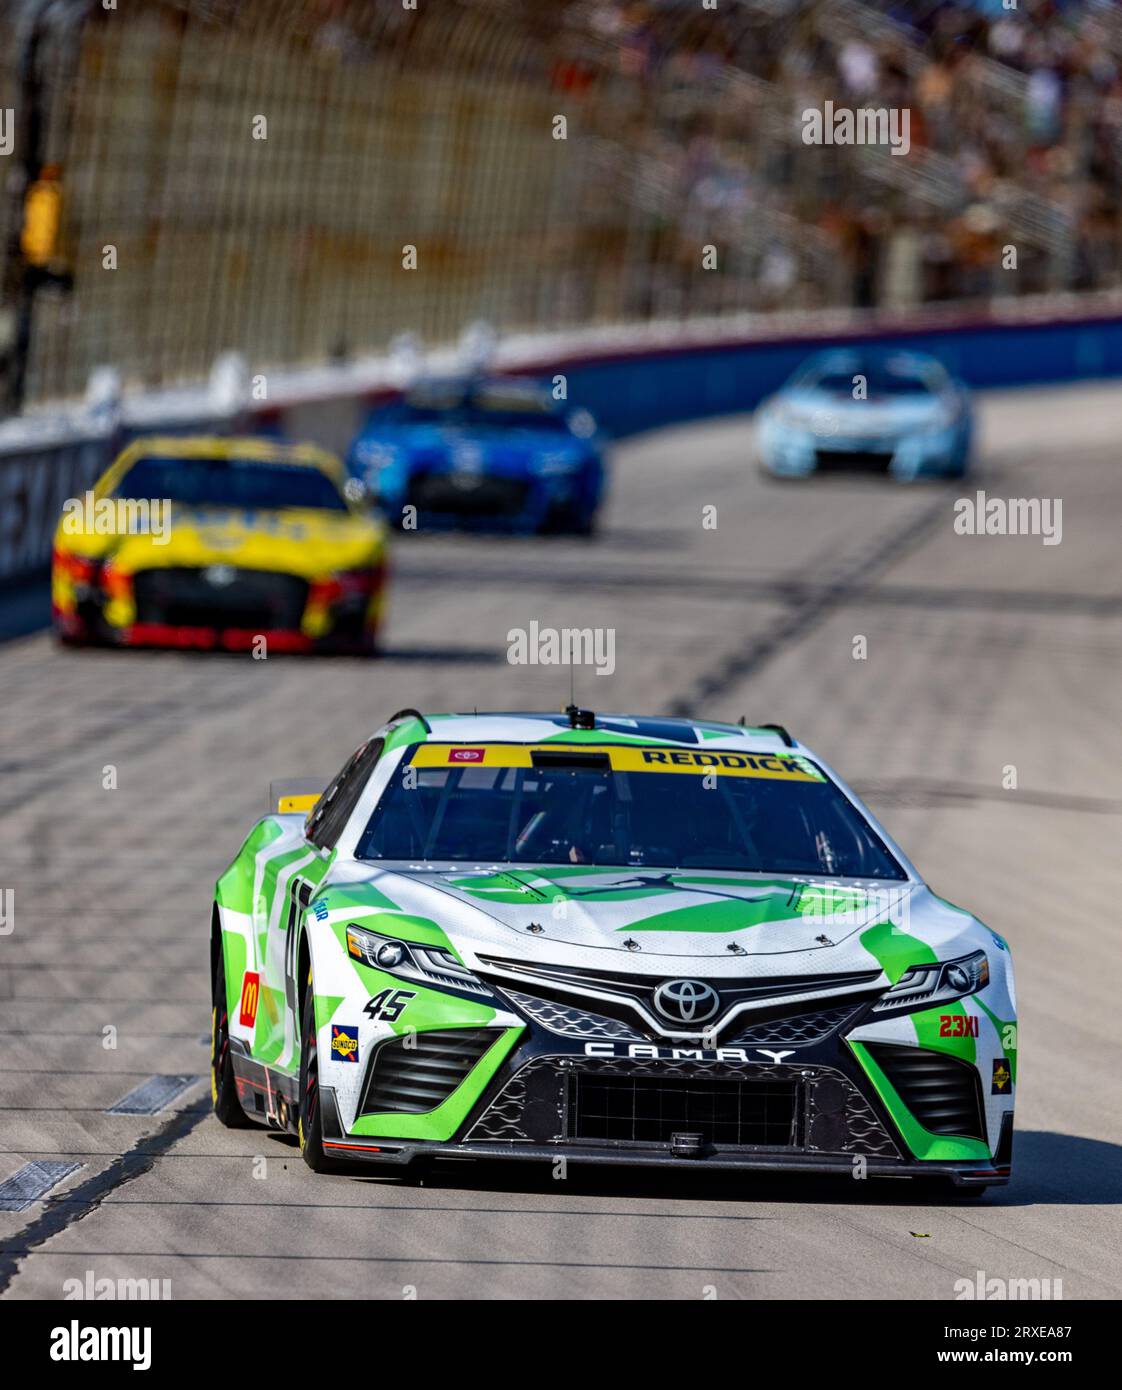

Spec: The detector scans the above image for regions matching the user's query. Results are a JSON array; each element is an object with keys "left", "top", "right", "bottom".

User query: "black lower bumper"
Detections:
[
  {"left": 318, "top": 1056, "right": 1010, "bottom": 1189},
  {"left": 320, "top": 1126, "right": 1006, "bottom": 1188}
]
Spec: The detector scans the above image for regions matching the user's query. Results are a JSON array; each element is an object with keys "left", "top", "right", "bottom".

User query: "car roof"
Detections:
[
  {"left": 115, "top": 434, "right": 346, "bottom": 479},
  {"left": 381, "top": 710, "right": 807, "bottom": 755},
  {"left": 398, "top": 376, "right": 558, "bottom": 407},
  {"left": 796, "top": 348, "right": 946, "bottom": 378}
]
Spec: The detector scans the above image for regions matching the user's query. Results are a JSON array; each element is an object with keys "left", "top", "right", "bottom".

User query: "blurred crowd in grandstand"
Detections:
[
  {"left": 7, "top": 0, "right": 1122, "bottom": 405},
  {"left": 550, "top": 0, "right": 1122, "bottom": 313}
]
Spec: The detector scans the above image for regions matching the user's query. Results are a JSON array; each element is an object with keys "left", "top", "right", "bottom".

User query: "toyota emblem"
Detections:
[{"left": 653, "top": 978, "right": 720, "bottom": 1025}]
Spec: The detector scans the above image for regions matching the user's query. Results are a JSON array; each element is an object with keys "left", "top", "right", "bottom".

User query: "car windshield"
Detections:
[
  {"left": 383, "top": 384, "right": 566, "bottom": 432},
  {"left": 113, "top": 455, "right": 349, "bottom": 511},
  {"left": 356, "top": 746, "right": 906, "bottom": 879},
  {"left": 804, "top": 363, "right": 941, "bottom": 399}
]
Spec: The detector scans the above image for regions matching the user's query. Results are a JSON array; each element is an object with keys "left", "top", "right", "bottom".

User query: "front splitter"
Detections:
[{"left": 320, "top": 1134, "right": 1007, "bottom": 1187}]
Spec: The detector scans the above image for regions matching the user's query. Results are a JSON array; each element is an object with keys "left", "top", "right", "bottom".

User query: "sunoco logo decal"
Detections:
[{"left": 331, "top": 1024, "right": 360, "bottom": 1063}]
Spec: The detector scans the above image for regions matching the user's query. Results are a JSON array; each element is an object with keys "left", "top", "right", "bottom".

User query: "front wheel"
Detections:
[
  {"left": 211, "top": 937, "right": 252, "bottom": 1128},
  {"left": 298, "top": 969, "right": 334, "bottom": 1172}
]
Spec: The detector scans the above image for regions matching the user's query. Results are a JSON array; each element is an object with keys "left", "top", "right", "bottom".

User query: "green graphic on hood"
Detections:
[
  {"left": 859, "top": 920, "right": 936, "bottom": 984},
  {"left": 859, "top": 921, "right": 975, "bottom": 1059},
  {"left": 315, "top": 882, "right": 400, "bottom": 914},
  {"left": 447, "top": 869, "right": 874, "bottom": 934}
]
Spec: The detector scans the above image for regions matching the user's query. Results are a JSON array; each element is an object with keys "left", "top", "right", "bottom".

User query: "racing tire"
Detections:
[
  {"left": 211, "top": 938, "right": 253, "bottom": 1128},
  {"left": 540, "top": 500, "right": 597, "bottom": 537},
  {"left": 298, "top": 968, "right": 334, "bottom": 1172}
]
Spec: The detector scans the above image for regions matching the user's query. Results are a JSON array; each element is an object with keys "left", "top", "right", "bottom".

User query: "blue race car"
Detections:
[
  {"left": 756, "top": 349, "right": 972, "bottom": 480},
  {"left": 347, "top": 377, "right": 607, "bottom": 534}
]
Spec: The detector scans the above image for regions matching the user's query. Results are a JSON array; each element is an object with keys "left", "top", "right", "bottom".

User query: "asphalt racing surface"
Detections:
[{"left": 1, "top": 383, "right": 1120, "bottom": 1300}]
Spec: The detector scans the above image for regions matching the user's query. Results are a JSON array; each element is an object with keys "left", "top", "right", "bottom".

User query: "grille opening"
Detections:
[
  {"left": 866, "top": 1043, "right": 986, "bottom": 1141},
  {"left": 726, "top": 1001, "right": 867, "bottom": 1046},
  {"left": 570, "top": 1073, "right": 800, "bottom": 1148},
  {"left": 361, "top": 1028, "right": 500, "bottom": 1116},
  {"left": 814, "top": 449, "right": 894, "bottom": 474},
  {"left": 132, "top": 568, "right": 308, "bottom": 630},
  {"left": 407, "top": 473, "right": 530, "bottom": 518}
]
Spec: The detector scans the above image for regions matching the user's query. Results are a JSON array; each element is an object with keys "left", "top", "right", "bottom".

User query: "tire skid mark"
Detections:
[{"left": 0, "top": 1103, "right": 209, "bottom": 1294}]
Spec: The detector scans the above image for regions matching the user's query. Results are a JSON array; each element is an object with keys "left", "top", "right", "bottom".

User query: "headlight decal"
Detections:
[
  {"left": 345, "top": 922, "right": 494, "bottom": 999},
  {"left": 872, "top": 949, "right": 988, "bottom": 1012},
  {"left": 871, "top": 950, "right": 990, "bottom": 1062}
]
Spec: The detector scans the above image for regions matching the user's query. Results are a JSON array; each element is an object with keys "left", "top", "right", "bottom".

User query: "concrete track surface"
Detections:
[{"left": 1, "top": 382, "right": 1120, "bottom": 1300}]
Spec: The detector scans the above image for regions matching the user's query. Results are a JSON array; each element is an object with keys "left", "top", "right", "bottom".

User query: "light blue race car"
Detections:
[{"left": 756, "top": 349, "right": 973, "bottom": 480}]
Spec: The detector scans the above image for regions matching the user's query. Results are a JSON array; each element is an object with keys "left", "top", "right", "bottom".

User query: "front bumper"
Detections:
[
  {"left": 53, "top": 562, "right": 385, "bottom": 652},
  {"left": 321, "top": 1134, "right": 1004, "bottom": 1187},
  {"left": 389, "top": 467, "right": 590, "bottom": 534},
  {"left": 759, "top": 424, "right": 967, "bottom": 480},
  {"left": 319, "top": 1005, "right": 1012, "bottom": 1187}
]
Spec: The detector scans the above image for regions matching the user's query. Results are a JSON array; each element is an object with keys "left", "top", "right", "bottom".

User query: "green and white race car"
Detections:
[{"left": 210, "top": 708, "right": 1016, "bottom": 1194}]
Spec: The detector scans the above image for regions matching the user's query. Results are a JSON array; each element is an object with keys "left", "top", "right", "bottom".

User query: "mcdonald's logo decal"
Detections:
[{"left": 239, "top": 972, "right": 261, "bottom": 1028}]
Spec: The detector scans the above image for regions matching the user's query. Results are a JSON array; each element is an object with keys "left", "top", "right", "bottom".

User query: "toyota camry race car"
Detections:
[
  {"left": 756, "top": 348, "right": 973, "bottom": 480},
  {"left": 211, "top": 709, "right": 1016, "bottom": 1196},
  {"left": 52, "top": 436, "right": 388, "bottom": 653},
  {"left": 346, "top": 377, "right": 606, "bottom": 534}
]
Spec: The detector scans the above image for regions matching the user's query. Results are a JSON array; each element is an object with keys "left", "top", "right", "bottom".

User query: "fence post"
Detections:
[{"left": 3, "top": 0, "right": 87, "bottom": 416}]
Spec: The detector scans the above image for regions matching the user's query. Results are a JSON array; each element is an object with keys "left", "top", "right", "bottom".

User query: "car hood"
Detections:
[
  {"left": 333, "top": 862, "right": 983, "bottom": 976},
  {"left": 60, "top": 504, "right": 385, "bottom": 576},
  {"left": 354, "top": 424, "right": 581, "bottom": 472}
]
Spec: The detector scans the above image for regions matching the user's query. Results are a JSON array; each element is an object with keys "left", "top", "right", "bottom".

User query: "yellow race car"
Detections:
[{"left": 52, "top": 436, "right": 389, "bottom": 654}]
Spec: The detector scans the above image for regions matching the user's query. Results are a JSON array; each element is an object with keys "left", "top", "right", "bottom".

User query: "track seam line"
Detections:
[
  {"left": 0, "top": 1088, "right": 208, "bottom": 1295},
  {"left": 668, "top": 490, "right": 953, "bottom": 715}
]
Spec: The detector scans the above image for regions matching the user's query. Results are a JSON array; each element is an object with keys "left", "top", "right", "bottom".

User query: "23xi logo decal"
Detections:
[{"left": 938, "top": 1014, "right": 979, "bottom": 1038}]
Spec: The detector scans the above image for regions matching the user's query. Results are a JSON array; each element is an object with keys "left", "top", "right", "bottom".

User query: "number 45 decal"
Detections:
[{"left": 364, "top": 989, "right": 416, "bottom": 1023}]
